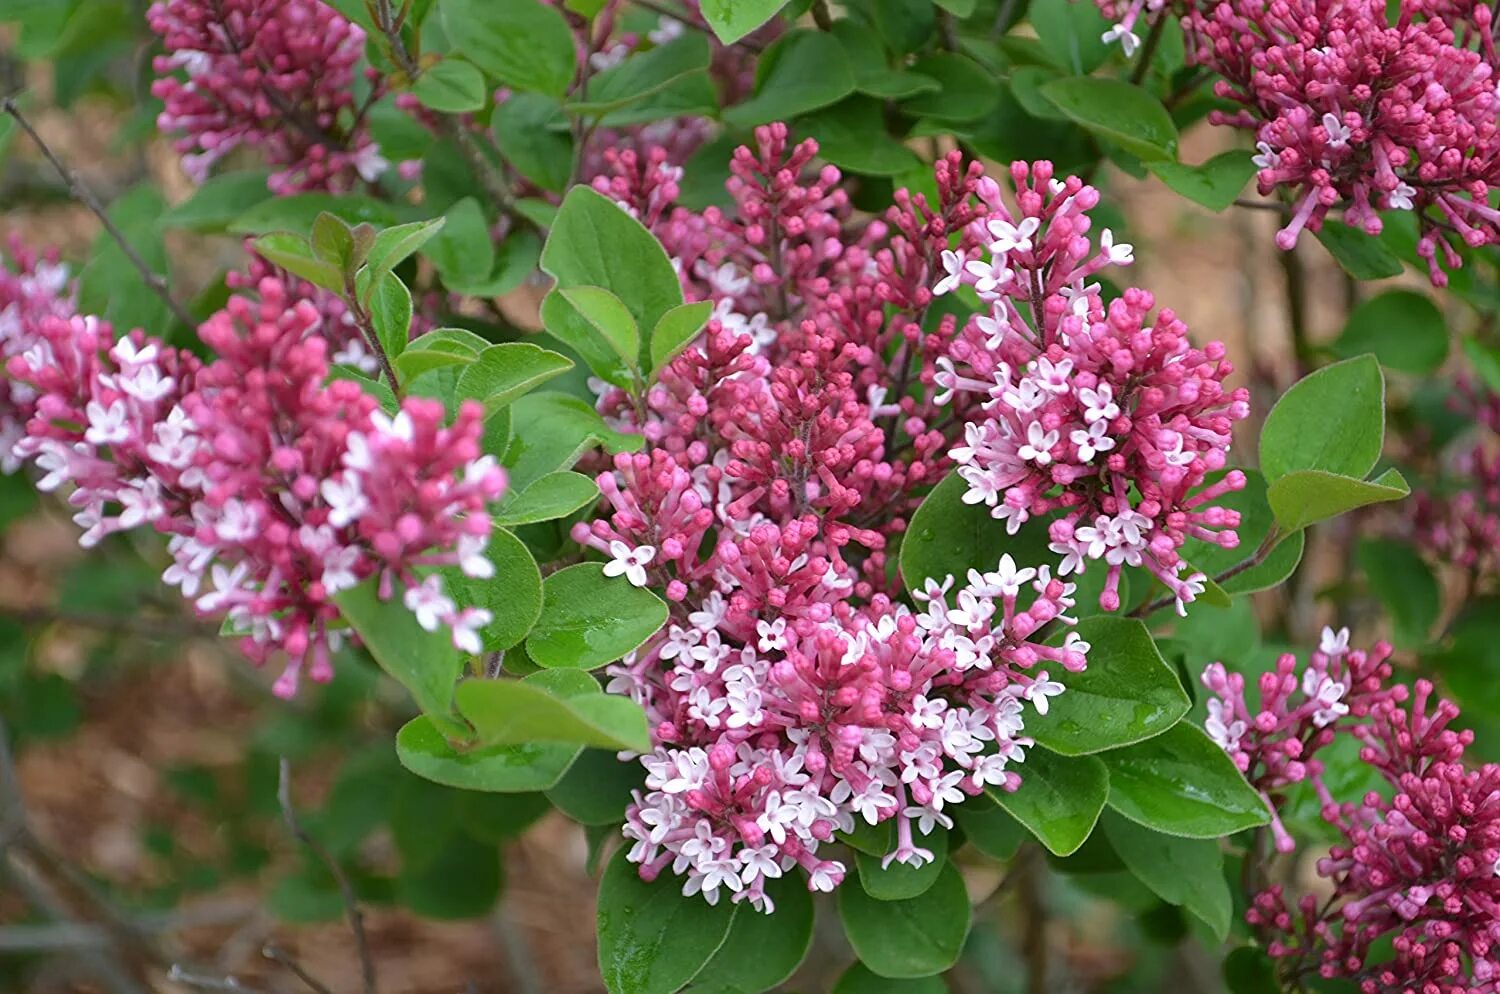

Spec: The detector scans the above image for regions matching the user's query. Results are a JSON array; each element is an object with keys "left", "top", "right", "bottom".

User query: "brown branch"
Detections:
[
  {"left": 262, "top": 942, "right": 336, "bottom": 994},
  {"left": 1130, "top": 528, "right": 1286, "bottom": 619},
  {"left": 167, "top": 965, "right": 272, "bottom": 994},
  {"left": 1, "top": 95, "right": 198, "bottom": 330},
  {"left": 277, "top": 758, "right": 377, "bottom": 994},
  {"left": 1129, "top": 16, "right": 1169, "bottom": 86}
]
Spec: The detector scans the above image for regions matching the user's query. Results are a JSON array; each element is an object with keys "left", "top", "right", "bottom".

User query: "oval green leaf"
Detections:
[{"left": 527, "top": 563, "right": 669, "bottom": 670}]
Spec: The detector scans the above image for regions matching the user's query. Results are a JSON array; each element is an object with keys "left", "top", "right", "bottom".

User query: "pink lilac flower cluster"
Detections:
[
  {"left": 148, "top": 0, "right": 388, "bottom": 193},
  {"left": 1211, "top": 634, "right": 1499, "bottom": 993},
  {"left": 0, "top": 239, "right": 76, "bottom": 474},
  {"left": 1411, "top": 377, "right": 1500, "bottom": 585},
  {"left": 6, "top": 277, "right": 504, "bottom": 696},
  {"left": 572, "top": 129, "right": 1096, "bottom": 910},
  {"left": 1202, "top": 626, "right": 1401, "bottom": 851},
  {"left": 1100, "top": 0, "right": 1500, "bottom": 283},
  {"left": 932, "top": 160, "right": 1251, "bottom": 614}
]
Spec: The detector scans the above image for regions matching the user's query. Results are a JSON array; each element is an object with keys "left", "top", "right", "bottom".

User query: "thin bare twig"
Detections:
[
  {"left": 262, "top": 943, "right": 335, "bottom": 994},
  {"left": 1, "top": 94, "right": 197, "bottom": 330},
  {"left": 168, "top": 964, "right": 272, "bottom": 994},
  {"left": 277, "top": 758, "right": 377, "bottom": 994}
]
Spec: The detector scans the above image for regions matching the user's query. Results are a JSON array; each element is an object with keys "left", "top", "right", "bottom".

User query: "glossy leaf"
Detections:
[
  {"left": 1266, "top": 467, "right": 1409, "bottom": 532},
  {"left": 695, "top": 876, "right": 814, "bottom": 992},
  {"left": 833, "top": 964, "right": 948, "bottom": 994},
  {"left": 425, "top": 196, "right": 495, "bottom": 292},
  {"left": 162, "top": 170, "right": 275, "bottom": 231},
  {"left": 504, "top": 392, "right": 644, "bottom": 490},
  {"left": 561, "top": 285, "right": 641, "bottom": 378},
  {"left": 1039, "top": 77, "right": 1178, "bottom": 161},
  {"left": 1103, "top": 723, "right": 1270, "bottom": 838},
  {"left": 455, "top": 343, "right": 575, "bottom": 414},
  {"left": 571, "top": 34, "right": 716, "bottom": 126},
  {"left": 649, "top": 300, "right": 715, "bottom": 375},
  {"left": 361, "top": 217, "right": 446, "bottom": 287},
  {"left": 443, "top": 527, "right": 543, "bottom": 653},
  {"left": 988, "top": 746, "right": 1108, "bottom": 856},
  {"left": 1147, "top": 151, "right": 1257, "bottom": 212},
  {"left": 1333, "top": 290, "right": 1448, "bottom": 374},
  {"left": 1030, "top": 617, "right": 1190, "bottom": 755},
  {"left": 443, "top": 0, "right": 576, "bottom": 97},
  {"left": 493, "top": 94, "right": 574, "bottom": 192},
  {"left": 1180, "top": 469, "right": 1304, "bottom": 595},
  {"left": 955, "top": 796, "right": 1027, "bottom": 861},
  {"left": 1101, "top": 811, "right": 1232, "bottom": 940},
  {"left": 527, "top": 563, "right": 669, "bottom": 671},
  {"left": 369, "top": 271, "right": 412, "bottom": 361},
  {"left": 855, "top": 827, "right": 949, "bottom": 901},
  {"left": 230, "top": 193, "right": 397, "bottom": 235},
  {"left": 699, "top": 0, "right": 789, "bottom": 44},
  {"left": 799, "top": 97, "right": 925, "bottom": 176},
  {"left": 899, "top": 472, "right": 1013, "bottom": 588},
  {"left": 597, "top": 848, "right": 738, "bottom": 994},
  {"left": 335, "top": 577, "right": 461, "bottom": 722},
  {"left": 251, "top": 232, "right": 344, "bottom": 292},
  {"left": 1223, "top": 947, "right": 1281, "bottom": 994},
  {"left": 1260, "top": 355, "right": 1385, "bottom": 481},
  {"left": 1030, "top": 0, "right": 1113, "bottom": 73},
  {"left": 456, "top": 674, "right": 651, "bottom": 753},
  {"left": 396, "top": 714, "right": 579, "bottom": 792},
  {"left": 837, "top": 861, "right": 970, "bottom": 979},
  {"left": 495, "top": 471, "right": 600, "bottom": 526},
  {"left": 1315, "top": 223, "right": 1404, "bottom": 280},
  {"left": 545, "top": 748, "right": 644, "bottom": 825}
]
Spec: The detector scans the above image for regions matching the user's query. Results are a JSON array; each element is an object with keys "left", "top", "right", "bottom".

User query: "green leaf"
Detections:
[
  {"left": 571, "top": 34, "right": 716, "bottom": 126},
  {"left": 545, "top": 749, "right": 643, "bottom": 825},
  {"left": 504, "top": 391, "right": 645, "bottom": 490},
  {"left": 541, "top": 186, "right": 684, "bottom": 385},
  {"left": 1103, "top": 723, "right": 1269, "bottom": 838},
  {"left": 1030, "top": 618, "right": 1189, "bottom": 755},
  {"left": 396, "top": 831, "right": 501, "bottom": 918},
  {"left": 230, "top": 193, "right": 397, "bottom": 235},
  {"left": 1314, "top": 223, "right": 1404, "bottom": 280},
  {"left": 456, "top": 343, "right": 575, "bottom": 414},
  {"left": 1333, "top": 290, "right": 1448, "bottom": 374},
  {"left": 1030, "top": 0, "right": 1113, "bottom": 73},
  {"left": 1223, "top": 947, "right": 1281, "bottom": 994},
  {"left": 899, "top": 472, "right": 1013, "bottom": 588},
  {"left": 855, "top": 827, "right": 949, "bottom": 901},
  {"left": 648, "top": 300, "right": 714, "bottom": 377},
  {"left": 1179, "top": 469, "right": 1304, "bottom": 596},
  {"left": 955, "top": 796, "right": 1027, "bottom": 861},
  {"left": 1266, "top": 467, "right": 1409, "bottom": 532},
  {"left": 162, "top": 170, "right": 274, "bottom": 231},
  {"left": 369, "top": 271, "right": 412, "bottom": 361},
  {"left": 699, "top": 0, "right": 789, "bottom": 44},
  {"left": 335, "top": 577, "right": 461, "bottom": 723},
  {"left": 527, "top": 563, "right": 669, "bottom": 670},
  {"left": 988, "top": 747, "right": 1108, "bottom": 856},
  {"left": 899, "top": 53, "right": 1001, "bottom": 123},
  {"left": 361, "top": 217, "right": 447, "bottom": 287},
  {"left": 412, "top": 57, "right": 489, "bottom": 113},
  {"left": 1100, "top": 811, "right": 1232, "bottom": 940},
  {"left": 871, "top": 0, "right": 936, "bottom": 52},
  {"left": 457, "top": 674, "right": 652, "bottom": 753},
  {"left": 722, "top": 29, "right": 856, "bottom": 127},
  {"left": 496, "top": 471, "right": 600, "bottom": 526},
  {"left": 1358, "top": 537, "right": 1439, "bottom": 647},
  {"left": 1259, "top": 355, "right": 1385, "bottom": 481},
  {"left": 250, "top": 232, "right": 345, "bottom": 292},
  {"left": 443, "top": 0, "right": 577, "bottom": 97},
  {"left": 561, "top": 285, "right": 641, "bottom": 378},
  {"left": 837, "top": 861, "right": 970, "bottom": 979},
  {"left": 1039, "top": 77, "right": 1179, "bottom": 162},
  {"left": 426, "top": 197, "right": 496, "bottom": 292},
  {"left": 329, "top": 366, "right": 398, "bottom": 413},
  {"left": 597, "top": 848, "right": 738, "bottom": 994},
  {"left": 831, "top": 19, "right": 941, "bottom": 100},
  {"left": 833, "top": 964, "right": 948, "bottom": 994},
  {"left": 311, "top": 211, "right": 355, "bottom": 270},
  {"left": 695, "top": 876, "right": 814, "bottom": 992},
  {"left": 445, "top": 527, "right": 544, "bottom": 653},
  {"left": 396, "top": 714, "right": 580, "bottom": 792},
  {"left": 798, "top": 97, "right": 924, "bottom": 176},
  {"left": 1147, "top": 151, "right": 1257, "bottom": 212},
  {"left": 1463, "top": 338, "right": 1500, "bottom": 395},
  {"left": 493, "top": 94, "right": 574, "bottom": 193}
]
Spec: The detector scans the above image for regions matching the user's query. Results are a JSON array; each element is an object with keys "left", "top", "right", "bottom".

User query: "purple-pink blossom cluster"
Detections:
[
  {"left": 1211, "top": 633, "right": 1499, "bottom": 993},
  {"left": 569, "top": 129, "right": 1101, "bottom": 910},
  {"left": 1411, "top": 378, "right": 1500, "bottom": 586},
  {"left": 933, "top": 161, "right": 1251, "bottom": 614},
  {"left": 0, "top": 239, "right": 76, "bottom": 474},
  {"left": 148, "top": 0, "right": 387, "bottom": 193},
  {"left": 6, "top": 277, "right": 504, "bottom": 696},
  {"left": 1104, "top": 0, "right": 1500, "bottom": 283}
]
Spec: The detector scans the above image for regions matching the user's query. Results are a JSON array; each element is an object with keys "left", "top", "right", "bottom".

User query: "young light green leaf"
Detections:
[
  {"left": 1266, "top": 467, "right": 1410, "bottom": 532},
  {"left": 1260, "top": 354, "right": 1385, "bottom": 481},
  {"left": 425, "top": 197, "right": 496, "bottom": 291},
  {"left": 1103, "top": 723, "right": 1270, "bottom": 838},
  {"left": 396, "top": 714, "right": 580, "bottom": 792},
  {"left": 597, "top": 847, "right": 739, "bottom": 994},
  {"left": 699, "top": 0, "right": 790, "bottom": 44},
  {"left": 311, "top": 211, "right": 355, "bottom": 270},
  {"left": 988, "top": 746, "right": 1108, "bottom": 856},
  {"left": 722, "top": 29, "right": 856, "bottom": 127},
  {"left": 561, "top": 285, "right": 641, "bottom": 376},
  {"left": 1030, "top": 617, "right": 1190, "bottom": 755},
  {"left": 252, "top": 232, "right": 345, "bottom": 292},
  {"left": 455, "top": 342, "right": 575, "bottom": 414},
  {"left": 1333, "top": 290, "right": 1448, "bottom": 374},
  {"left": 443, "top": 0, "right": 576, "bottom": 97},
  {"left": 649, "top": 300, "right": 714, "bottom": 375},
  {"left": 1039, "top": 77, "right": 1178, "bottom": 161},
  {"left": 1101, "top": 811, "right": 1232, "bottom": 940},
  {"left": 369, "top": 270, "right": 412, "bottom": 361},
  {"left": 527, "top": 563, "right": 669, "bottom": 670},
  {"left": 412, "top": 57, "right": 489, "bottom": 113},
  {"left": 362, "top": 217, "right": 447, "bottom": 286},
  {"left": 837, "top": 862, "right": 970, "bottom": 979},
  {"left": 335, "top": 577, "right": 462, "bottom": 723},
  {"left": 495, "top": 471, "right": 600, "bottom": 526},
  {"left": 456, "top": 675, "right": 652, "bottom": 753}
]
